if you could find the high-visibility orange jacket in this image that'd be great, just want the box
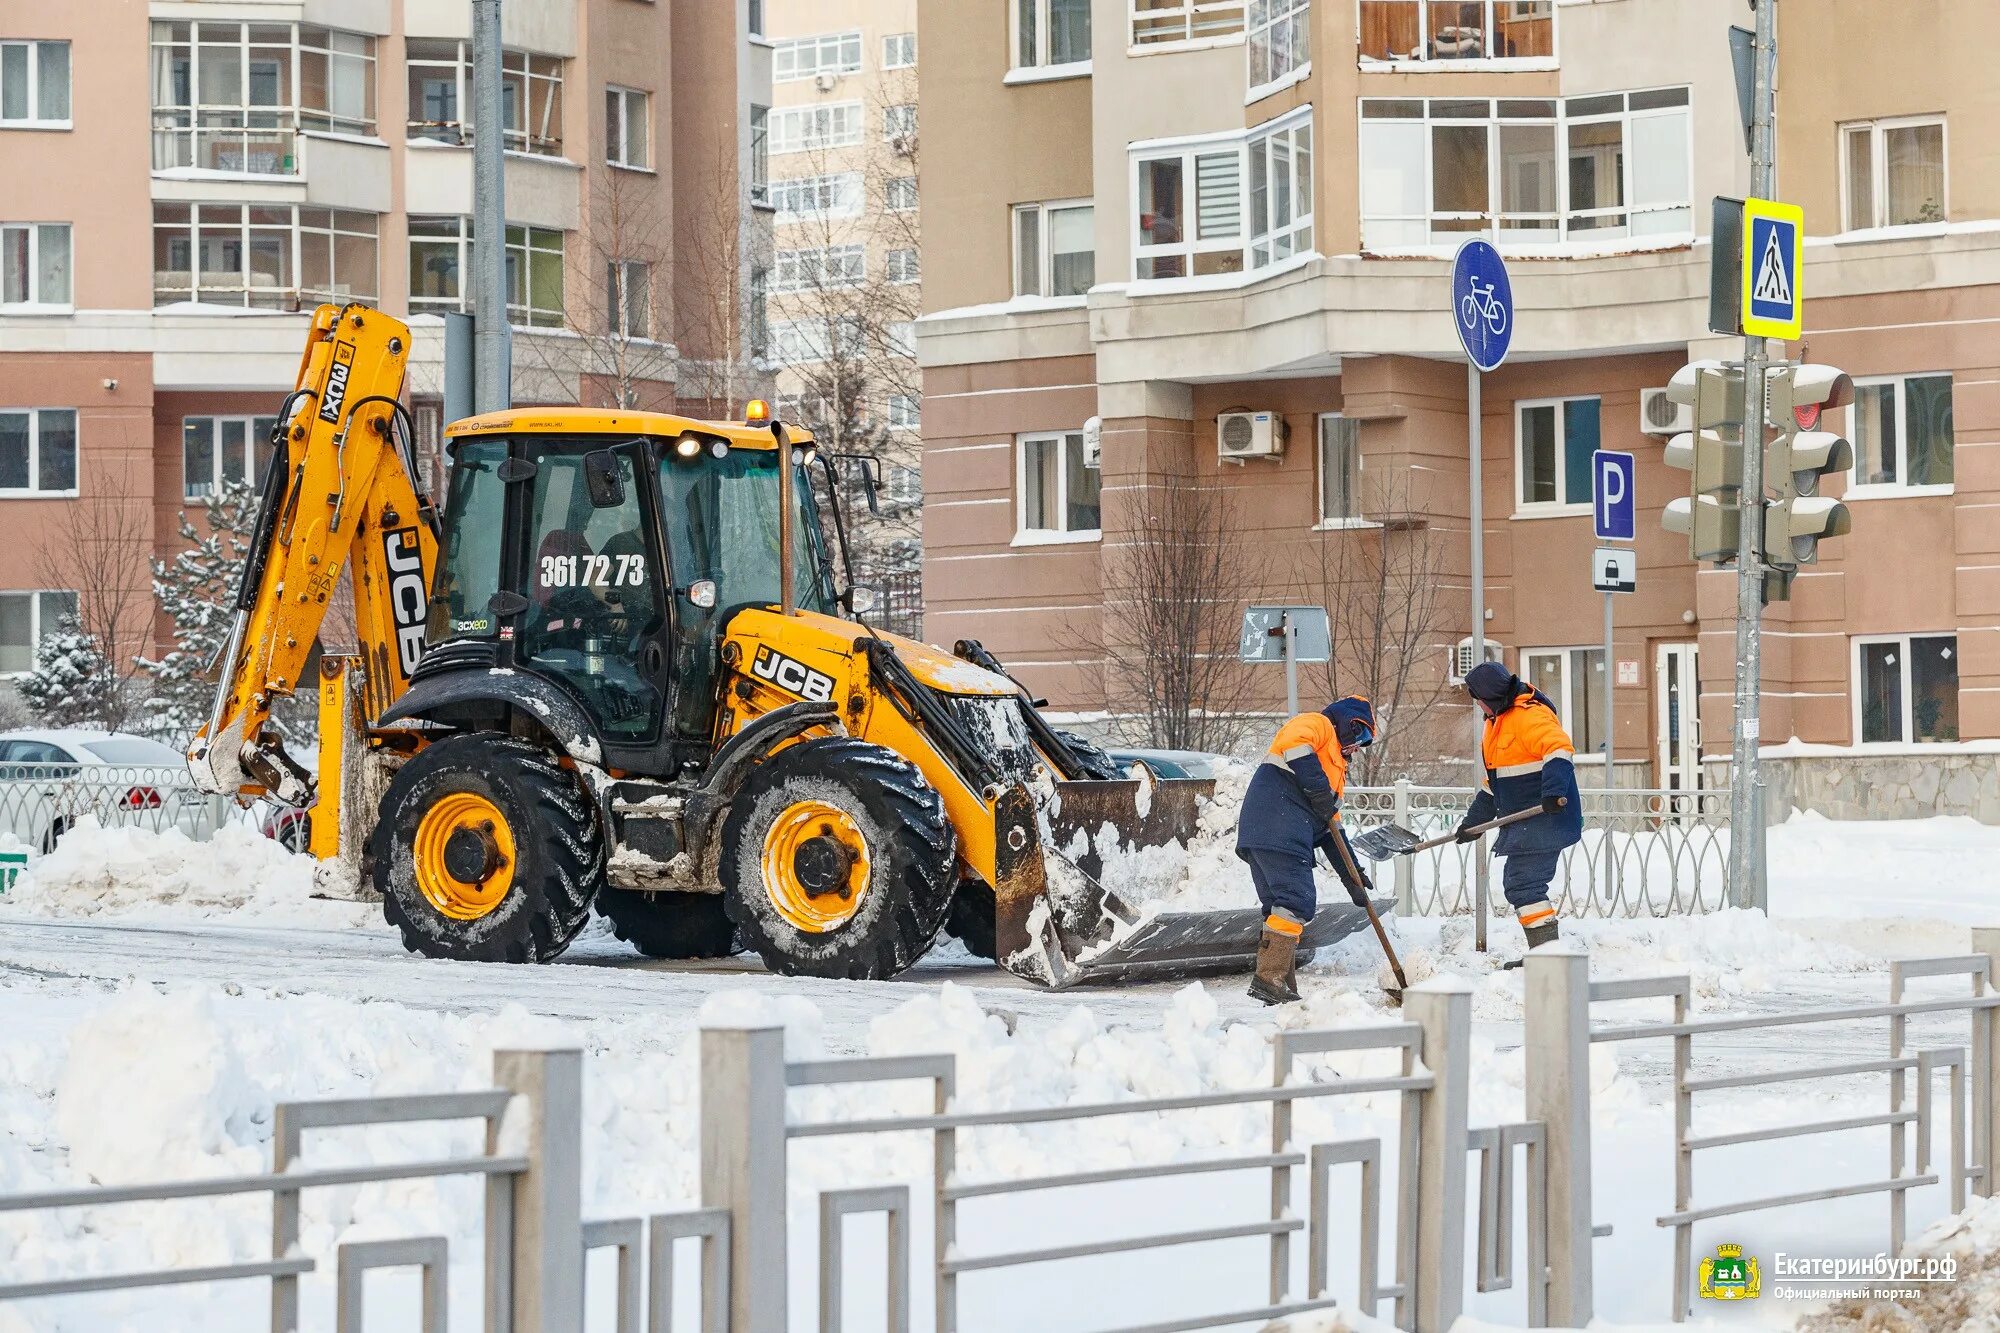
[1464,687,1584,853]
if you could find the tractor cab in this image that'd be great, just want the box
[411,407,846,777]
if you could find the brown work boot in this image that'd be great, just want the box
[1248,915,1303,1005]
[1524,919,1560,951]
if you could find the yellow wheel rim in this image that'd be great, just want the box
[412,792,517,921]
[761,800,871,933]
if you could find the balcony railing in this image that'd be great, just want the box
[1132,0,1246,47]
[1358,0,1553,61]
[152,114,299,175]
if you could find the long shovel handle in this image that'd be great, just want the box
[1329,828,1409,995]
[1398,798,1568,857]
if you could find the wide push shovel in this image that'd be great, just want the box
[1348,802,1561,863]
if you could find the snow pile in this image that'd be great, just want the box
[1800,1195,2000,1331]
[2,821,374,927]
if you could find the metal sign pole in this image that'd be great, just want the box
[1469,361,1488,952]
[1282,611,1299,717]
[1603,589,1616,905]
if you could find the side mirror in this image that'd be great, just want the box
[848,586,878,615]
[583,450,626,508]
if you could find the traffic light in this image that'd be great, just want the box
[1762,364,1854,569]
[1662,360,1747,562]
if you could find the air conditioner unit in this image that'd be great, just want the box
[1218,411,1287,462]
[1639,387,1691,437]
[1081,415,1103,469]
[814,72,838,92]
[1449,636,1505,684]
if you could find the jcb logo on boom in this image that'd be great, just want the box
[750,645,835,703]
[384,527,428,679]
[319,341,356,424]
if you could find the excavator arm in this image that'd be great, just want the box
[189,304,435,808]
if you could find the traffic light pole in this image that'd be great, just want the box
[1729,0,1778,911]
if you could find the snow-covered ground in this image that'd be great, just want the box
[0,807,1998,1331]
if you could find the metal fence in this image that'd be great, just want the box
[1347,782,1731,919]
[0,761,234,853]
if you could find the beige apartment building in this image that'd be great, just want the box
[918,0,2000,818]
[0,0,770,686]
[759,0,925,635]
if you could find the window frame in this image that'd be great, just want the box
[1839,114,1948,232]
[767,101,862,156]
[180,413,279,500]
[886,247,921,285]
[1014,429,1101,544]
[769,171,864,223]
[149,23,378,175]
[883,103,917,143]
[882,32,917,70]
[1,221,72,308]
[1847,372,1956,497]
[0,407,80,498]
[887,394,921,431]
[401,38,563,157]
[0,589,79,677]
[0,39,71,128]
[154,202,380,310]
[1246,0,1311,99]
[604,85,650,169]
[1513,394,1600,514]
[886,175,919,213]
[1013,198,1096,298]
[1129,108,1312,280]
[406,214,563,328]
[1131,1,1248,51]
[1012,0,1094,71]
[1518,645,1605,762]
[1315,413,1370,528]
[1852,632,1960,746]
[771,244,865,294]
[1355,1,1557,67]
[772,30,863,84]
[606,257,651,340]
[1246,110,1313,267]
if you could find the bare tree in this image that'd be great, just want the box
[673,137,762,419]
[1294,469,1459,784]
[559,166,679,410]
[1071,471,1266,753]
[32,466,155,730]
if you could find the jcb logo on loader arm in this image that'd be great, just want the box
[750,645,836,703]
[319,341,356,424]
[384,527,428,678]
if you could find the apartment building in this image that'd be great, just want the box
[0,0,770,685]
[758,0,924,635]
[918,0,2000,818]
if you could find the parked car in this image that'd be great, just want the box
[0,729,211,852]
[258,803,312,854]
[1102,747,1239,781]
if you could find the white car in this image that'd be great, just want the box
[0,729,214,852]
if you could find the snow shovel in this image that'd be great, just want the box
[1348,801,1565,863]
[1326,829,1409,1005]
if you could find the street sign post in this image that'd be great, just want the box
[1592,549,1636,593]
[1591,451,1635,779]
[1592,450,1635,542]
[1452,239,1513,955]
[1241,605,1331,718]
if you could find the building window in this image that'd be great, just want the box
[182,415,278,500]
[0,40,70,127]
[749,105,769,204]
[887,395,920,431]
[506,224,565,328]
[1132,0,1247,48]
[1842,116,1946,231]
[1,223,71,307]
[886,175,918,212]
[768,102,861,155]
[885,321,917,358]
[885,464,921,509]
[1133,143,1242,278]
[0,590,78,675]
[0,408,78,497]
[768,316,862,367]
[1317,414,1359,524]
[1856,635,1958,744]
[772,244,864,293]
[1247,0,1310,94]
[1013,200,1095,298]
[887,247,921,284]
[407,216,563,328]
[153,203,378,309]
[1017,431,1101,539]
[769,172,863,222]
[404,40,563,156]
[748,0,764,38]
[605,86,650,168]
[607,259,651,339]
[1516,396,1599,510]
[884,103,917,142]
[1358,1,1554,61]
[1360,89,1689,250]
[883,33,917,70]
[772,31,862,84]
[1521,648,1604,758]
[1247,111,1312,266]
[149,24,375,174]
[1852,373,1954,490]
[1015,0,1093,69]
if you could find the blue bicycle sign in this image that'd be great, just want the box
[1451,239,1514,371]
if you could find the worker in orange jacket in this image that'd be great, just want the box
[1235,695,1377,1004]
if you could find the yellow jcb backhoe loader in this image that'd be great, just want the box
[191,304,1385,985]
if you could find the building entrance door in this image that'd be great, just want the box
[1654,641,1701,795]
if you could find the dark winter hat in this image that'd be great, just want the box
[1322,695,1377,748]
[1463,661,1520,705]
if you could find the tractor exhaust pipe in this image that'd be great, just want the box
[773,414,795,617]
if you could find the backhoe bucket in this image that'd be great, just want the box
[991,776,1391,989]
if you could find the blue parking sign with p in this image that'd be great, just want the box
[1594,450,1635,542]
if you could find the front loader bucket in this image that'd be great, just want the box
[990,775,1394,989]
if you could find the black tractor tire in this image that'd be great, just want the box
[1053,730,1127,782]
[944,878,997,960]
[597,889,738,960]
[373,732,602,964]
[720,736,957,980]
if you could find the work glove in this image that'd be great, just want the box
[1542,796,1565,815]
[1454,818,1480,844]
[1343,871,1373,909]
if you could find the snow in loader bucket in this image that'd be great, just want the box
[996,776,1389,989]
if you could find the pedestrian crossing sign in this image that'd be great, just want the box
[1741,197,1803,340]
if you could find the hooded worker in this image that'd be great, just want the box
[1236,694,1377,1005]
[1455,661,1583,957]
